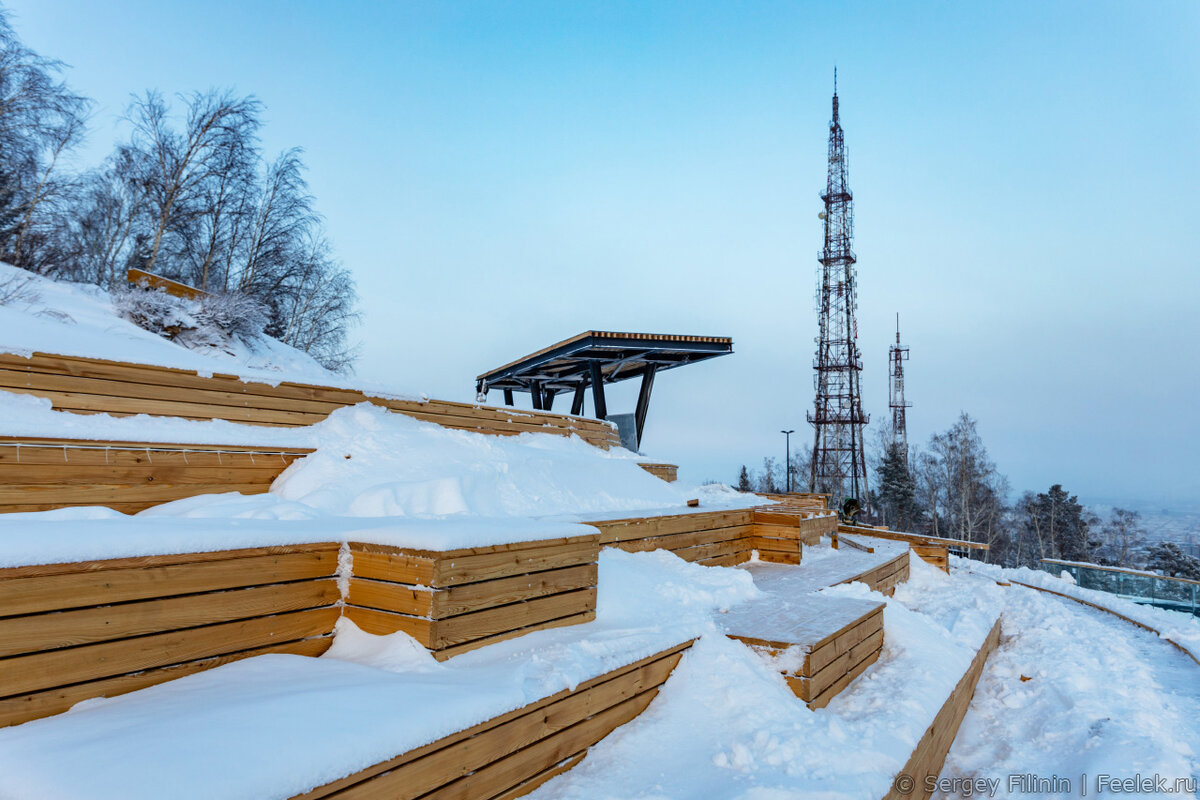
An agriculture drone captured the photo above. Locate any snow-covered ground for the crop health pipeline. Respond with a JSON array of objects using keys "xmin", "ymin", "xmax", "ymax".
[{"xmin": 2, "ymin": 266, "xmax": 1198, "ymax": 798}]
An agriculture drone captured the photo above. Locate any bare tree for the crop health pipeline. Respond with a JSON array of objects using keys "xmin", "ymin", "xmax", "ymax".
[
  {"xmin": 0, "ymin": 9, "xmax": 90, "ymax": 269},
  {"xmin": 125, "ymin": 89, "xmax": 261, "ymax": 276}
]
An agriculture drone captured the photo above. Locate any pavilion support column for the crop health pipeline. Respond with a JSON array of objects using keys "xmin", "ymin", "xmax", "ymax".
[
  {"xmin": 571, "ymin": 384, "xmax": 586, "ymax": 415},
  {"xmin": 531, "ymin": 381, "xmax": 544, "ymax": 411},
  {"xmin": 589, "ymin": 361, "xmax": 607, "ymax": 420},
  {"xmin": 503, "ymin": 389, "xmax": 514, "ymax": 406},
  {"xmin": 544, "ymin": 389, "xmax": 556, "ymax": 411},
  {"xmin": 634, "ymin": 365, "xmax": 657, "ymax": 449}
]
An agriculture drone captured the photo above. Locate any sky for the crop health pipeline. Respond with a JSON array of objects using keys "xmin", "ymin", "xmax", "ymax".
[{"xmin": 7, "ymin": 1, "xmax": 1200, "ymax": 510}]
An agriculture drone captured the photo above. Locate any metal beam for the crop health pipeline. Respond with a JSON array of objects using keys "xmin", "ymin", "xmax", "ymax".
[
  {"xmin": 544, "ymin": 388, "xmax": 556, "ymax": 411},
  {"xmin": 530, "ymin": 380, "xmax": 544, "ymax": 411},
  {"xmin": 589, "ymin": 361, "xmax": 607, "ymax": 420},
  {"xmin": 571, "ymin": 383, "xmax": 586, "ymax": 415},
  {"xmin": 634, "ymin": 365, "xmax": 657, "ymax": 448},
  {"xmin": 503, "ymin": 389, "xmax": 514, "ymax": 406}
]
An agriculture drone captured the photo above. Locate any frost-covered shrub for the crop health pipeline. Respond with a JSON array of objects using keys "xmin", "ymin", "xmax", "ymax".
[
  {"xmin": 113, "ymin": 285, "xmax": 268, "ymax": 355},
  {"xmin": 0, "ymin": 273, "xmax": 41, "ymax": 307},
  {"xmin": 112, "ymin": 285, "xmax": 191, "ymax": 337},
  {"xmin": 193, "ymin": 292, "xmax": 268, "ymax": 341}
]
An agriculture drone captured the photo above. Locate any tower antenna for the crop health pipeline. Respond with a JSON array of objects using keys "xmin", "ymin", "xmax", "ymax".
[
  {"xmin": 808, "ymin": 78, "xmax": 870, "ymax": 509},
  {"xmin": 889, "ymin": 313, "xmax": 911, "ymax": 460}
]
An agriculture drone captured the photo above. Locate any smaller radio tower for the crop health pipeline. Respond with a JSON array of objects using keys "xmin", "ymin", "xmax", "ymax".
[{"xmin": 888, "ymin": 314, "xmax": 911, "ymax": 459}]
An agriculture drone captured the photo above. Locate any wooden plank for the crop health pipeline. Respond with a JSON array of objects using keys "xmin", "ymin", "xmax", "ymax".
[
  {"xmin": 0, "ymin": 579, "xmax": 339, "ymax": 657},
  {"xmin": 127, "ymin": 268, "xmax": 208, "ymax": 299},
  {"xmin": 434, "ymin": 589, "xmax": 597, "ymax": 649},
  {"xmin": 0, "ymin": 352, "xmax": 618, "ymax": 436},
  {"xmin": 291, "ymin": 642, "xmax": 691, "ymax": 799},
  {"xmin": 432, "ymin": 541, "xmax": 598, "ymax": 588},
  {"xmin": 806, "ymin": 609, "xmax": 884, "ymax": 674},
  {"xmin": 882, "ymin": 618, "xmax": 1002, "ymax": 800},
  {"xmin": 670, "ymin": 537, "xmax": 749, "ymax": 564},
  {"xmin": 0, "ymin": 637, "xmax": 331, "ymax": 729},
  {"xmin": 347, "ymin": 579, "xmax": 434, "ymax": 618},
  {"xmin": 792, "ymin": 628, "xmax": 885, "ymax": 701},
  {"xmin": 349, "ymin": 548, "xmax": 436, "ymax": 587},
  {"xmin": 436, "ymin": 564, "xmax": 597, "ymax": 618},
  {"xmin": 491, "ymin": 752, "xmax": 587, "ymax": 800},
  {"xmin": 586, "ymin": 510, "xmax": 753, "ymax": 543},
  {"xmin": 413, "ymin": 691, "xmax": 658, "ymax": 800},
  {"xmin": 0, "ymin": 548, "xmax": 338, "ymax": 615},
  {"xmin": 838, "ymin": 523, "xmax": 989, "ymax": 551},
  {"xmin": 0, "ymin": 464, "xmax": 293, "ymax": 485},
  {"xmin": 695, "ymin": 550, "xmax": 752, "ymax": 568},
  {"xmin": 801, "ymin": 641, "xmax": 882, "ymax": 709},
  {"xmin": 343, "ymin": 606, "xmax": 434, "ymax": 646},
  {"xmin": 604, "ymin": 525, "xmax": 751, "ymax": 556},
  {"xmin": 0, "ymin": 482, "xmax": 272, "ymax": 505},
  {"xmin": 433, "ymin": 611, "xmax": 596, "ymax": 661},
  {"xmin": 0, "ymin": 607, "xmax": 340, "ymax": 698},
  {"xmin": 756, "ymin": 550, "xmax": 801, "ymax": 565}
]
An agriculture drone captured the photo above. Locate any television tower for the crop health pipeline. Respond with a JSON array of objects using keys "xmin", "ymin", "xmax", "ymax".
[
  {"xmin": 808, "ymin": 71, "xmax": 870, "ymax": 507},
  {"xmin": 889, "ymin": 314, "xmax": 911, "ymax": 459}
]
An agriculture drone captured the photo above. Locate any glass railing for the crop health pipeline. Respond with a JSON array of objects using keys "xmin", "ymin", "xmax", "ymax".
[{"xmin": 1039, "ymin": 559, "xmax": 1200, "ymax": 617}]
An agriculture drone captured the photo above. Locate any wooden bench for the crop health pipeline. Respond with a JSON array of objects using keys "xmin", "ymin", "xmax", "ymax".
[
  {"xmin": 0, "ymin": 351, "xmax": 621, "ymax": 449},
  {"xmin": 724, "ymin": 595, "xmax": 885, "ymax": 709},
  {"xmin": 0, "ymin": 437, "xmax": 312, "ymax": 514},
  {"xmin": 0, "ymin": 542, "xmax": 340, "ymax": 728},
  {"xmin": 345, "ymin": 534, "xmax": 600, "ymax": 660}
]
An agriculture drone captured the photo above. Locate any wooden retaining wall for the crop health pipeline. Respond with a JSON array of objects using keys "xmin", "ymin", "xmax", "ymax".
[
  {"xmin": 345, "ymin": 534, "xmax": 600, "ymax": 660},
  {"xmin": 0, "ymin": 352, "xmax": 621, "ymax": 449},
  {"xmin": 838, "ymin": 524, "xmax": 989, "ymax": 574},
  {"xmin": 636, "ymin": 462, "xmax": 678, "ymax": 482},
  {"xmin": 753, "ymin": 509, "xmax": 837, "ymax": 548},
  {"xmin": 586, "ymin": 509, "xmax": 758, "ymax": 567},
  {"xmin": 292, "ymin": 641, "xmax": 692, "ymax": 800},
  {"xmin": 839, "ymin": 550, "xmax": 910, "ymax": 596},
  {"xmin": 0, "ymin": 437, "xmax": 312, "ymax": 514},
  {"xmin": 883, "ymin": 617, "xmax": 1003, "ymax": 800},
  {"xmin": 0, "ymin": 543, "xmax": 340, "ymax": 728}
]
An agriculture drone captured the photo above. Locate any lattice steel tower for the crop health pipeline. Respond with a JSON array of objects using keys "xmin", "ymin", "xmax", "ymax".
[
  {"xmin": 889, "ymin": 313, "xmax": 911, "ymax": 459},
  {"xmin": 808, "ymin": 72, "xmax": 870, "ymax": 506}
]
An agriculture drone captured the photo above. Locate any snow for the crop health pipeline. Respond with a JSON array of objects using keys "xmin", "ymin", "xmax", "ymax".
[
  {"xmin": 0, "ymin": 549, "xmax": 757, "ymax": 800},
  {"xmin": 963, "ymin": 558, "xmax": 1200, "ymax": 665},
  {"xmin": 525, "ymin": 556, "xmax": 1003, "ymax": 800},
  {"xmin": 0, "ymin": 262, "xmax": 338, "ymax": 386},
  {"xmin": 933, "ymin": 562, "xmax": 1200, "ymax": 799},
  {"xmin": 0, "ymin": 405, "xmax": 762, "ymax": 567}
]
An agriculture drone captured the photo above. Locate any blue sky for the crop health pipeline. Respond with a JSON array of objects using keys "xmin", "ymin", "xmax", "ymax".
[{"xmin": 9, "ymin": 1, "xmax": 1200, "ymax": 509}]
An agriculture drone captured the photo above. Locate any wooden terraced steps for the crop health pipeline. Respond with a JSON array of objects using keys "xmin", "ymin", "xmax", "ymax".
[
  {"xmin": 291, "ymin": 641, "xmax": 692, "ymax": 800},
  {"xmin": 725, "ymin": 595, "xmax": 886, "ymax": 709},
  {"xmin": 345, "ymin": 534, "xmax": 600, "ymax": 660},
  {"xmin": 583, "ymin": 507, "xmax": 839, "ymax": 568},
  {"xmin": 883, "ymin": 617, "xmax": 1003, "ymax": 800},
  {"xmin": 0, "ymin": 542, "xmax": 341, "ymax": 728},
  {"xmin": 0, "ymin": 437, "xmax": 312, "ymax": 514},
  {"xmin": 837, "ymin": 524, "xmax": 989, "ymax": 573},
  {"xmin": 0, "ymin": 351, "xmax": 621, "ymax": 448}
]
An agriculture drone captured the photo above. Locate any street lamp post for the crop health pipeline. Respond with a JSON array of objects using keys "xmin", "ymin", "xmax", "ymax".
[{"xmin": 780, "ymin": 429, "xmax": 795, "ymax": 493}]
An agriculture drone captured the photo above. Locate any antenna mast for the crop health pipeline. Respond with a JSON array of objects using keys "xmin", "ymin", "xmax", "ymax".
[
  {"xmin": 889, "ymin": 314, "xmax": 911, "ymax": 459},
  {"xmin": 808, "ymin": 73, "xmax": 870, "ymax": 508}
]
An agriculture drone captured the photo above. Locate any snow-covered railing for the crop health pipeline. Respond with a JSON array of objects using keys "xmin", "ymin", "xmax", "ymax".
[
  {"xmin": 1040, "ymin": 559, "xmax": 1199, "ymax": 617},
  {"xmin": 0, "ymin": 351, "xmax": 623, "ymax": 448},
  {"xmin": 837, "ymin": 524, "xmax": 988, "ymax": 573}
]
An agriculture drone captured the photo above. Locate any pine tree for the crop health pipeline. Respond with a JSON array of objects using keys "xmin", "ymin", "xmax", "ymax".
[
  {"xmin": 736, "ymin": 465, "xmax": 752, "ymax": 492},
  {"xmin": 1145, "ymin": 542, "xmax": 1200, "ymax": 580},
  {"xmin": 874, "ymin": 441, "xmax": 920, "ymax": 532}
]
